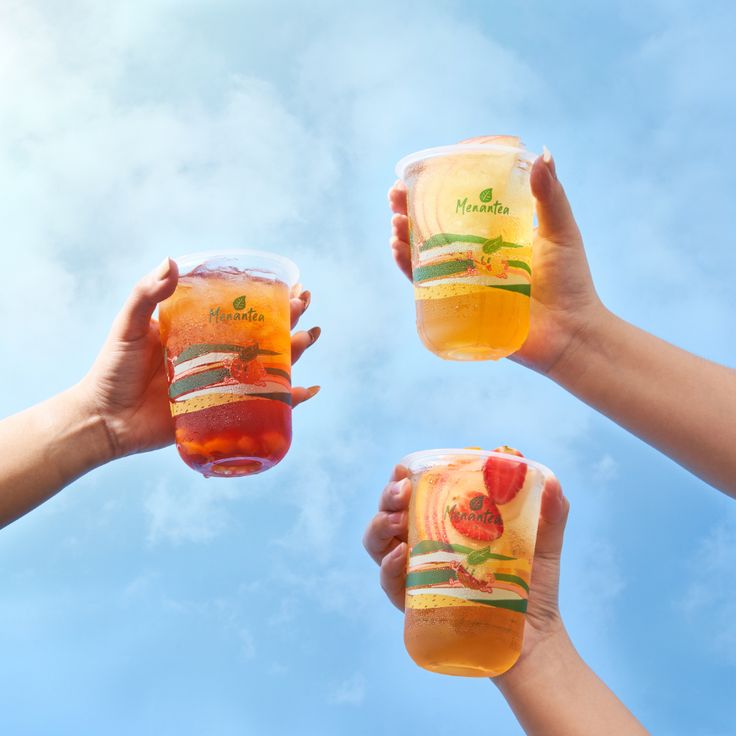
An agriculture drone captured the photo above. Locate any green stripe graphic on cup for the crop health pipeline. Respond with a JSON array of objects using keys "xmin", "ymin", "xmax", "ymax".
[
  {"xmin": 465, "ymin": 547, "xmax": 518, "ymax": 565},
  {"xmin": 407, "ymin": 569, "xmax": 528, "ymax": 593},
  {"xmin": 174, "ymin": 343, "xmax": 254, "ymax": 365},
  {"xmin": 410, "ymin": 540, "xmax": 474, "ymax": 556},
  {"xmin": 174, "ymin": 343, "xmax": 281, "ymax": 365},
  {"xmin": 413, "ymin": 259, "xmax": 474, "ymax": 283},
  {"xmin": 169, "ymin": 367, "xmax": 230, "ymax": 399},
  {"xmin": 488, "ymin": 283, "xmax": 531, "ymax": 296},
  {"xmin": 472, "ymin": 598, "xmax": 528, "ymax": 613},
  {"xmin": 249, "ymin": 392, "xmax": 292, "ymax": 406},
  {"xmin": 419, "ymin": 233, "xmax": 488, "ymax": 252},
  {"xmin": 419, "ymin": 232, "xmax": 524, "ymax": 253},
  {"xmin": 506, "ymin": 259, "xmax": 532, "ymax": 275},
  {"xmin": 265, "ymin": 367, "xmax": 291, "ymax": 381},
  {"xmin": 406, "ymin": 569, "xmax": 456, "ymax": 588},
  {"xmin": 493, "ymin": 573, "xmax": 530, "ymax": 593}
]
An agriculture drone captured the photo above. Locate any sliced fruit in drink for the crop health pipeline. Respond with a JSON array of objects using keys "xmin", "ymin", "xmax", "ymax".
[
  {"xmin": 484, "ymin": 446, "xmax": 527, "ymax": 505},
  {"xmin": 447, "ymin": 483, "xmax": 504, "ymax": 542}
]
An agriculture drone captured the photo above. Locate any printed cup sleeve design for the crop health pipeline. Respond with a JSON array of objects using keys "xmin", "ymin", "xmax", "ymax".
[{"xmin": 166, "ymin": 342, "xmax": 291, "ymax": 417}]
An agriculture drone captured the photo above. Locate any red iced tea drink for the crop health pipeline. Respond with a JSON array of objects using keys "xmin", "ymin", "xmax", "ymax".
[{"xmin": 158, "ymin": 251, "xmax": 298, "ymax": 477}]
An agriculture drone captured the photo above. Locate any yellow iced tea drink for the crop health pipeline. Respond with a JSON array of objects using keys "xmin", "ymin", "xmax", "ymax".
[
  {"xmin": 403, "ymin": 448, "xmax": 550, "ymax": 677},
  {"xmin": 396, "ymin": 137, "xmax": 536, "ymax": 361},
  {"xmin": 158, "ymin": 251, "xmax": 299, "ymax": 477}
]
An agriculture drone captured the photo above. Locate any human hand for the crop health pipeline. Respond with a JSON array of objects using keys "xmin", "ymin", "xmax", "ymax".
[
  {"xmin": 363, "ymin": 465, "xmax": 570, "ymax": 669},
  {"xmin": 75, "ymin": 258, "xmax": 321, "ymax": 460},
  {"xmin": 389, "ymin": 144, "xmax": 605, "ymax": 377}
]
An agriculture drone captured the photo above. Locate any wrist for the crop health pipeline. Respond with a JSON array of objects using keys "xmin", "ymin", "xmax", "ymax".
[
  {"xmin": 54, "ymin": 384, "xmax": 117, "ymax": 471},
  {"xmin": 493, "ymin": 620, "xmax": 580, "ymax": 695},
  {"xmin": 546, "ymin": 302, "xmax": 618, "ymax": 388}
]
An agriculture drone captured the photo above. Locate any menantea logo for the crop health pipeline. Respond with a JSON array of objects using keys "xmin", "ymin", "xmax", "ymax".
[
  {"xmin": 456, "ymin": 187, "xmax": 510, "ymax": 215},
  {"xmin": 209, "ymin": 294, "xmax": 265, "ymax": 323}
]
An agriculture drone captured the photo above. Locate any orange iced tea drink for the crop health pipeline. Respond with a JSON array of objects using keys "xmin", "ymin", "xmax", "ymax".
[
  {"xmin": 158, "ymin": 250, "xmax": 299, "ymax": 477},
  {"xmin": 403, "ymin": 448, "xmax": 551, "ymax": 677},
  {"xmin": 396, "ymin": 137, "xmax": 536, "ymax": 361}
]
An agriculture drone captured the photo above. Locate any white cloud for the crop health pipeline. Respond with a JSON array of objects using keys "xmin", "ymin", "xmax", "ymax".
[
  {"xmin": 592, "ymin": 454, "xmax": 619, "ymax": 485},
  {"xmin": 679, "ymin": 511, "xmax": 736, "ymax": 662},
  {"xmin": 0, "ymin": 0, "xmax": 338, "ymax": 406},
  {"xmin": 327, "ymin": 672, "xmax": 366, "ymax": 706},
  {"xmin": 269, "ymin": 661, "xmax": 289, "ymax": 676},
  {"xmin": 274, "ymin": 566, "xmax": 370, "ymax": 620},
  {"xmin": 567, "ymin": 537, "xmax": 626, "ymax": 623},
  {"xmin": 238, "ymin": 627, "xmax": 256, "ymax": 660},
  {"xmin": 144, "ymin": 478, "xmax": 240, "ymax": 545},
  {"xmin": 122, "ymin": 570, "xmax": 159, "ymax": 600},
  {"xmin": 0, "ymin": 0, "xmax": 586, "ymax": 560},
  {"xmin": 295, "ymin": 5, "xmax": 542, "ymax": 152},
  {"xmin": 2, "ymin": 2, "xmax": 735, "ymax": 734}
]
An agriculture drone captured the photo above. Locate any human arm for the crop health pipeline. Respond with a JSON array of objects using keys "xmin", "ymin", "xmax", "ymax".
[
  {"xmin": 363, "ymin": 467, "xmax": 649, "ymax": 736},
  {"xmin": 0, "ymin": 258, "xmax": 320, "ymax": 528},
  {"xmin": 389, "ymin": 150, "xmax": 736, "ymax": 497}
]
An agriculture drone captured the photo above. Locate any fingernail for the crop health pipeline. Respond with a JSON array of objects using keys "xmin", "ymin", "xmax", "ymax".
[
  {"xmin": 542, "ymin": 145, "xmax": 557, "ymax": 179},
  {"xmin": 390, "ymin": 542, "xmax": 406, "ymax": 559},
  {"xmin": 156, "ymin": 257, "xmax": 172, "ymax": 281},
  {"xmin": 308, "ymin": 326, "xmax": 321, "ymax": 344},
  {"xmin": 299, "ymin": 290, "xmax": 311, "ymax": 309},
  {"xmin": 306, "ymin": 385, "xmax": 320, "ymax": 399},
  {"xmin": 391, "ymin": 478, "xmax": 409, "ymax": 496}
]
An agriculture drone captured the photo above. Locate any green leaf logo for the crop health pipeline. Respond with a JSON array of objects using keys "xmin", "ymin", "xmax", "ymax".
[
  {"xmin": 482, "ymin": 235, "xmax": 504, "ymax": 254},
  {"xmin": 479, "ymin": 188, "xmax": 493, "ymax": 202},
  {"xmin": 233, "ymin": 295, "xmax": 246, "ymax": 310},
  {"xmin": 469, "ymin": 495, "xmax": 484, "ymax": 511},
  {"xmin": 466, "ymin": 547, "xmax": 490, "ymax": 566}
]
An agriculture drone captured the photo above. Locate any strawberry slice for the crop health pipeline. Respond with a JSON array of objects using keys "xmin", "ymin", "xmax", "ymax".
[
  {"xmin": 447, "ymin": 491, "xmax": 503, "ymax": 542},
  {"xmin": 483, "ymin": 446, "xmax": 527, "ymax": 505}
]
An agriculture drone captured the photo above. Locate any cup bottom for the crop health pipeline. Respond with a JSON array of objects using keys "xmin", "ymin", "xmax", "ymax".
[
  {"xmin": 433, "ymin": 344, "xmax": 509, "ymax": 361},
  {"xmin": 419, "ymin": 660, "xmax": 500, "ymax": 678},
  {"xmin": 203, "ymin": 456, "xmax": 271, "ymax": 478}
]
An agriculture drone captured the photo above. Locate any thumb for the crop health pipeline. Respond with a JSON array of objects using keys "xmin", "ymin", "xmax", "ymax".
[
  {"xmin": 112, "ymin": 258, "xmax": 179, "ymax": 341},
  {"xmin": 530, "ymin": 151, "xmax": 581, "ymax": 246},
  {"xmin": 534, "ymin": 476, "xmax": 570, "ymax": 558}
]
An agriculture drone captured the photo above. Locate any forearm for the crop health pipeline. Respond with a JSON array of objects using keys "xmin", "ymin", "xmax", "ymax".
[
  {"xmin": 494, "ymin": 627, "xmax": 649, "ymax": 736},
  {"xmin": 0, "ymin": 386, "xmax": 113, "ymax": 528},
  {"xmin": 552, "ymin": 308, "xmax": 736, "ymax": 497}
]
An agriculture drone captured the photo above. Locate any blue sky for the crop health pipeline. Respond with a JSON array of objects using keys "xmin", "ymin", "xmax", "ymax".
[{"xmin": 1, "ymin": 1, "xmax": 735, "ymax": 733}]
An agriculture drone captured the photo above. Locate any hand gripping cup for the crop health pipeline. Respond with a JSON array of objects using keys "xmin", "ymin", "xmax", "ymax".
[
  {"xmin": 158, "ymin": 250, "xmax": 299, "ymax": 477},
  {"xmin": 396, "ymin": 136, "xmax": 537, "ymax": 361},
  {"xmin": 402, "ymin": 448, "xmax": 553, "ymax": 677}
]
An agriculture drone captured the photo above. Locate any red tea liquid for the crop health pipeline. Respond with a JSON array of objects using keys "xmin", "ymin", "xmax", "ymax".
[{"xmin": 159, "ymin": 266, "xmax": 292, "ymax": 477}]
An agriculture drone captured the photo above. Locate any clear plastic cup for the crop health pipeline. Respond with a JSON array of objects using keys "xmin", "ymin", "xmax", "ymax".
[
  {"xmin": 396, "ymin": 139, "xmax": 537, "ymax": 361},
  {"xmin": 158, "ymin": 249, "xmax": 299, "ymax": 477},
  {"xmin": 402, "ymin": 448, "xmax": 553, "ymax": 677}
]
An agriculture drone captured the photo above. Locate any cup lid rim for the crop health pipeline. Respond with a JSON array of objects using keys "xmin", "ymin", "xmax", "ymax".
[
  {"xmin": 172, "ymin": 249, "xmax": 300, "ymax": 285},
  {"xmin": 399, "ymin": 448, "xmax": 554, "ymax": 479},
  {"xmin": 395, "ymin": 143, "xmax": 539, "ymax": 179}
]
